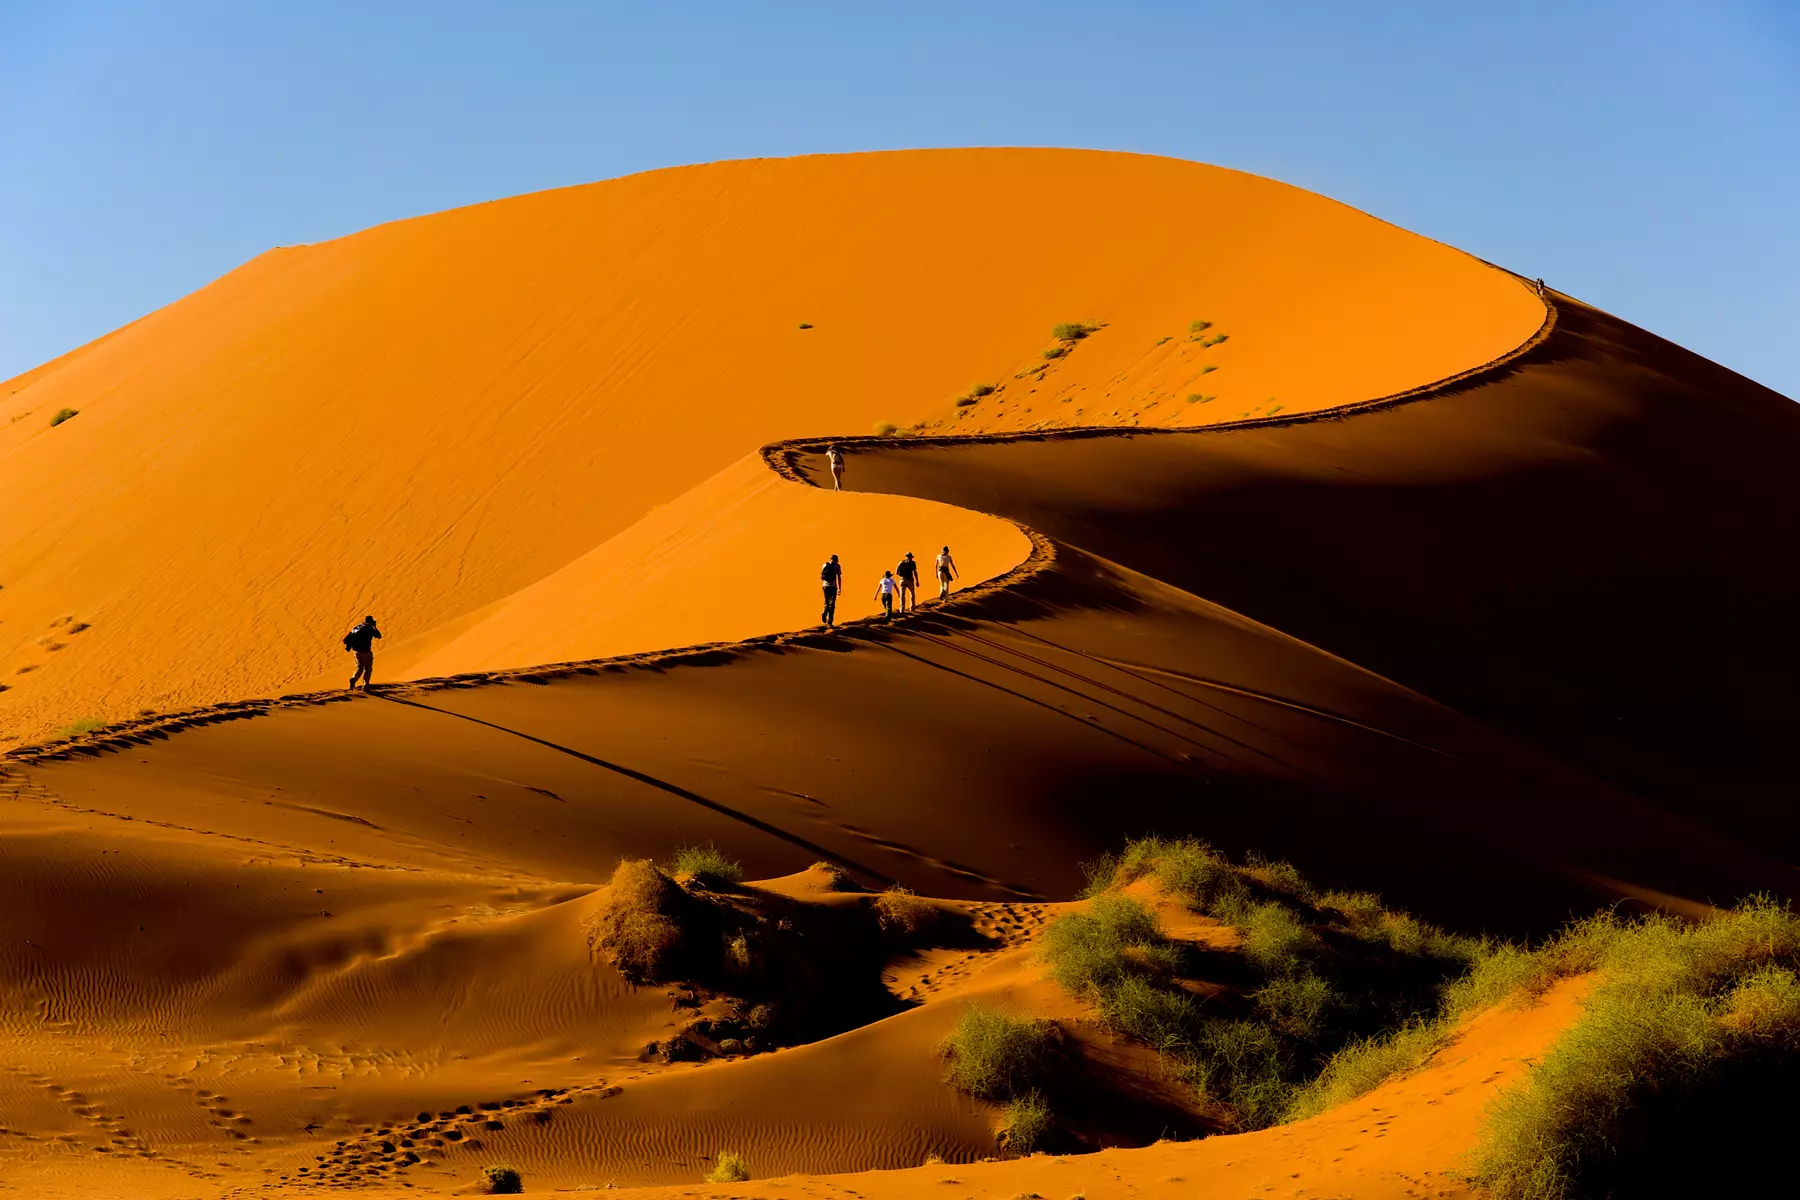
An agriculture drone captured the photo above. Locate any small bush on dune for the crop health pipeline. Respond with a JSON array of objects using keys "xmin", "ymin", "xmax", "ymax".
[
  {"xmin": 50, "ymin": 407, "xmax": 79, "ymax": 427},
  {"xmin": 668, "ymin": 843, "xmax": 744, "ymax": 888},
  {"xmin": 705, "ymin": 1150, "xmax": 751, "ymax": 1183},
  {"xmin": 999, "ymin": 1090, "xmax": 1054, "ymax": 1153},
  {"xmin": 57, "ymin": 717, "xmax": 106, "ymax": 739},
  {"xmin": 589, "ymin": 858, "xmax": 685, "ymax": 980},
  {"xmin": 1041, "ymin": 346, "xmax": 1068, "ymax": 360},
  {"xmin": 1052, "ymin": 321, "xmax": 1095, "ymax": 342},
  {"xmin": 873, "ymin": 420, "xmax": 899, "ymax": 435},
  {"xmin": 955, "ymin": 394, "xmax": 979, "ymax": 407},
  {"xmin": 1040, "ymin": 894, "xmax": 1171, "ymax": 996},
  {"xmin": 969, "ymin": 382, "xmax": 996, "ymax": 397},
  {"xmin": 873, "ymin": 885, "xmax": 938, "ymax": 937},
  {"xmin": 480, "ymin": 1163, "xmax": 524, "ymax": 1194},
  {"xmin": 1285, "ymin": 1019, "xmax": 1455, "ymax": 1122},
  {"xmin": 941, "ymin": 1006, "xmax": 1061, "ymax": 1102}
]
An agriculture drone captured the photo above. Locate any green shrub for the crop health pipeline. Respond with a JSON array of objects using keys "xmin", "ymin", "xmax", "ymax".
[
  {"xmin": 1253, "ymin": 972, "xmax": 1339, "ymax": 1040},
  {"xmin": 1051, "ymin": 321, "xmax": 1094, "ymax": 342},
  {"xmin": 57, "ymin": 717, "xmax": 106, "ymax": 739},
  {"xmin": 873, "ymin": 886, "xmax": 938, "ymax": 937},
  {"xmin": 705, "ymin": 1150, "xmax": 751, "ymax": 1183},
  {"xmin": 955, "ymin": 395, "xmax": 979, "ymax": 407},
  {"xmin": 1188, "ymin": 319, "xmax": 1212, "ymax": 334},
  {"xmin": 49, "ymin": 407, "xmax": 79, "ymax": 427},
  {"xmin": 1096, "ymin": 973, "xmax": 1198, "ymax": 1055},
  {"xmin": 797, "ymin": 322, "xmax": 813, "ymax": 329},
  {"xmin": 588, "ymin": 859, "xmax": 684, "ymax": 980},
  {"xmin": 669, "ymin": 843, "xmax": 744, "ymax": 888},
  {"xmin": 969, "ymin": 382, "xmax": 996, "ymax": 397},
  {"xmin": 1041, "ymin": 346, "xmax": 1068, "ymax": 360},
  {"xmin": 999, "ymin": 1090, "xmax": 1054, "ymax": 1153},
  {"xmin": 480, "ymin": 1163, "xmax": 524, "ymax": 1194},
  {"xmin": 1040, "ymin": 894, "xmax": 1168, "ymax": 996},
  {"xmin": 941, "ymin": 1007, "xmax": 1060, "ymax": 1101},
  {"xmin": 1285, "ymin": 1019, "xmax": 1454, "ymax": 1121},
  {"xmin": 873, "ymin": 420, "xmax": 899, "ymax": 435}
]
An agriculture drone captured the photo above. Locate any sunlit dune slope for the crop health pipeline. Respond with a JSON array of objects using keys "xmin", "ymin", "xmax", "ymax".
[{"xmin": 0, "ymin": 147, "xmax": 1539, "ymax": 744}]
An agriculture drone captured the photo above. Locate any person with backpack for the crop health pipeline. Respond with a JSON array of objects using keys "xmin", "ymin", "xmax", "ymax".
[
  {"xmin": 894, "ymin": 552, "xmax": 920, "ymax": 613},
  {"xmin": 826, "ymin": 444, "xmax": 845, "ymax": 491},
  {"xmin": 874, "ymin": 570, "xmax": 899, "ymax": 622},
  {"xmin": 935, "ymin": 545, "xmax": 959, "ymax": 600},
  {"xmin": 820, "ymin": 554, "xmax": 844, "ymax": 626},
  {"xmin": 343, "ymin": 615, "xmax": 382, "ymax": 691}
]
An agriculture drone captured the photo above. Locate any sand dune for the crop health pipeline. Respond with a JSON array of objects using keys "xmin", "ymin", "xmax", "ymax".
[
  {"xmin": 2, "ymin": 150, "xmax": 1793, "ymax": 1197},
  {"xmin": 0, "ymin": 148, "xmax": 1537, "ymax": 746}
]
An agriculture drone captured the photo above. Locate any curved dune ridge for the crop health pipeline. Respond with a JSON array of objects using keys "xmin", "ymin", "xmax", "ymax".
[
  {"xmin": 0, "ymin": 147, "xmax": 1540, "ymax": 745},
  {"xmin": 3, "ymin": 151, "xmax": 1799, "ymax": 1198}
]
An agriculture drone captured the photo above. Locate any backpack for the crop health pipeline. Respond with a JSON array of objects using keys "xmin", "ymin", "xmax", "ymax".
[{"xmin": 343, "ymin": 629, "xmax": 357, "ymax": 652}]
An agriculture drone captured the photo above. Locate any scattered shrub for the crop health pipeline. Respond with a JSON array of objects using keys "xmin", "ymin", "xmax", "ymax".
[
  {"xmin": 669, "ymin": 843, "xmax": 744, "ymax": 888},
  {"xmin": 723, "ymin": 930, "xmax": 755, "ymax": 974},
  {"xmin": 49, "ymin": 407, "xmax": 79, "ymax": 427},
  {"xmin": 873, "ymin": 420, "xmax": 899, "ymax": 435},
  {"xmin": 873, "ymin": 886, "xmax": 938, "ymax": 937},
  {"xmin": 797, "ymin": 322, "xmax": 813, "ymax": 329},
  {"xmin": 999, "ymin": 1090, "xmax": 1054, "ymax": 1153},
  {"xmin": 1154, "ymin": 336, "xmax": 1171, "ymax": 347},
  {"xmin": 941, "ymin": 1006, "xmax": 1061, "ymax": 1102},
  {"xmin": 1188, "ymin": 319, "xmax": 1212, "ymax": 334},
  {"xmin": 56, "ymin": 717, "xmax": 106, "ymax": 739},
  {"xmin": 1041, "ymin": 347, "xmax": 1068, "ymax": 360},
  {"xmin": 955, "ymin": 395, "xmax": 979, "ymax": 407},
  {"xmin": 1051, "ymin": 322, "xmax": 1094, "ymax": 342},
  {"xmin": 1198, "ymin": 364, "xmax": 1217, "ymax": 374},
  {"xmin": 810, "ymin": 861, "xmax": 854, "ymax": 890},
  {"xmin": 1285, "ymin": 1019, "xmax": 1454, "ymax": 1122},
  {"xmin": 705, "ymin": 1150, "xmax": 751, "ymax": 1183},
  {"xmin": 588, "ymin": 859, "xmax": 684, "ymax": 980},
  {"xmin": 480, "ymin": 1163, "xmax": 524, "ymax": 1194},
  {"xmin": 969, "ymin": 382, "xmax": 996, "ymax": 397}
]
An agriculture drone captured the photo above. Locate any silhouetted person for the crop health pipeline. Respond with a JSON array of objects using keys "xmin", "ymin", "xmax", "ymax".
[
  {"xmin": 895, "ymin": 552, "xmax": 919, "ymax": 612},
  {"xmin": 827, "ymin": 444, "xmax": 845, "ymax": 491},
  {"xmin": 344, "ymin": 615, "xmax": 381, "ymax": 691},
  {"xmin": 935, "ymin": 545, "xmax": 958, "ymax": 600},
  {"xmin": 820, "ymin": 553, "xmax": 843, "ymax": 625},
  {"xmin": 875, "ymin": 570, "xmax": 898, "ymax": 621}
]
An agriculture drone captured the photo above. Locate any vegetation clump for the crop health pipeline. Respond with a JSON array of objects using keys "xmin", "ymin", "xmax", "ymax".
[
  {"xmin": 479, "ymin": 1163, "xmax": 524, "ymax": 1194},
  {"xmin": 873, "ymin": 420, "xmax": 899, "ymax": 436},
  {"xmin": 955, "ymin": 395, "xmax": 979, "ymax": 407},
  {"xmin": 56, "ymin": 717, "xmax": 106, "ymax": 738},
  {"xmin": 872, "ymin": 885, "xmax": 938, "ymax": 938},
  {"xmin": 668, "ymin": 842, "xmax": 745, "ymax": 888},
  {"xmin": 1000, "ymin": 1090, "xmax": 1054, "ymax": 1153},
  {"xmin": 1188, "ymin": 319, "xmax": 1213, "ymax": 334},
  {"xmin": 588, "ymin": 858, "xmax": 688, "ymax": 981},
  {"xmin": 1041, "ymin": 346, "xmax": 1068, "ymax": 360},
  {"xmin": 705, "ymin": 1150, "xmax": 751, "ymax": 1183},
  {"xmin": 50, "ymin": 407, "xmax": 79, "ymax": 426},
  {"xmin": 941, "ymin": 1006, "xmax": 1065, "ymax": 1153}
]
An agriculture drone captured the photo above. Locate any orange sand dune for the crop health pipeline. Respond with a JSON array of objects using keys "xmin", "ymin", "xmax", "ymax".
[{"xmin": 0, "ymin": 148, "xmax": 1538, "ymax": 745}]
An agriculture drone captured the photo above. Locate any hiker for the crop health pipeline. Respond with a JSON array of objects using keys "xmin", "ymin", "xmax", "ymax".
[
  {"xmin": 820, "ymin": 553, "xmax": 843, "ymax": 626},
  {"xmin": 343, "ymin": 615, "xmax": 381, "ymax": 691},
  {"xmin": 895, "ymin": 552, "xmax": 919, "ymax": 613},
  {"xmin": 827, "ymin": 444, "xmax": 845, "ymax": 491},
  {"xmin": 935, "ymin": 545, "xmax": 959, "ymax": 600},
  {"xmin": 874, "ymin": 570, "xmax": 899, "ymax": 621}
]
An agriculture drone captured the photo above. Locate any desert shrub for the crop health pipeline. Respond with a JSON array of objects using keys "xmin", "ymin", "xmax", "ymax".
[
  {"xmin": 1040, "ymin": 894, "xmax": 1170, "ymax": 996},
  {"xmin": 50, "ymin": 407, "xmax": 79, "ymax": 427},
  {"xmin": 56, "ymin": 717, "xmax": 106, "ymax": 739},
  {"xmin": 705, "ymin": 1150, "xmax": 751, "ymax": 1183},
  {"xmin": 1239, "ymin": 902, "xmax": 1315, "ymax": 975},
  {"xmin": 1253, "ymin": 972, "xmax": 1339, "ymax": 1040},
  {"xmin": 1465, "ymin": 898, "xmax": 1800, "ymax": 1200},
  {"xmin": 723, "ymin": 930, "xmax": 755, "ymax": 974},
  {"xmin": 480, "ymin": 1163, "xmax": 524, "ymax": 1194},
  {"xmin": 810, "ymin": 861, "xmax": 854, "ymax": 890},
  {"xmin": 1285, "ymin": 1019, "xmax": 1455, "ymax": 1122},
  {"xmin": 669, "ymin": 843, "xmax": 744, "ymax": 888},
  {"xmin": 1052, "ymin": 321, "xmax": 1094, "ymax": 342},
  {"xmin": 969, "ymin": 382, "xmax": 996, "ymax": 397},
  {"xmin": 955, "ymin": 395, "xmax": 979, "ymax": 407},
  {"xmin": 587, "ymin": 858, "xmax": 687, "ymax": 980},
  {"xmin": 999, "ymin": 1090, "xmax": 1054, "ymax": 1153},
  {"xmin": 1188, "ymin": 319, "xmax": 1212, "ymax": 334},
  {"xmin": 798, "ymin": 322, "xmax": 813, "ymax": 329},
  {"xmin": 873, "ymin": 420, "xmax": 899, "ymax": 435},
  {"xmin": 941, "ymin": 1006, "xmax": 1061, "ymax": 1102},
  {"xmin": 1041, "ymin": 346, "xmax": 1068, "ymax": 360},
  {"xmin": 873, "ymin": 886, "xmax": 938, "ymax": 937},
  {"xmin": 1096, "ymin": 973, "xmax": 1198, "ymax": 1055}
]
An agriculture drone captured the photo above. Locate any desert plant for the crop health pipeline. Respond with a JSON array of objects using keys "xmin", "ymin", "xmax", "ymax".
[
  {"xmin": 941, "ymin": 1006, "xmax": 1061, "ymax": 1101},
  {"xmin": 999, "ymin": 1090, "xmax": 1054, "ymax": 1153},
  {"xmin": 49, "ymin": 407, "xmax": 79, "ymax": 427},
  {"xmin": 1188, "ymin": 319, "xmax": 1212, "ymax": 334},
  {"xmin": 955, "ymin": 395, "xmax": 979, "ymax": 407},
  {"xmin": 705, "ymin": 1150, "xmax": 751, "ymax": 1183},
  {"xmin": 669, "ymin": 843, "xmax": 744, "ymax": 888},
  {"xmin": 56, "ymin": 717, "xmax": 106, "ymax": 738},
  {"xmin": 873, "ymin": 885, "xmax": 938, "ymax": 937},
  {"xmin": 969, "ymin": 382, "xmax": 996, "ymax": 397},
  {"xmin": 1052, "ymin": 321, "xmax": 1095, "ymax": 342},
  {"xmin": 480, "ymin": 1163, "xmax": 524, "ymax": 1194},
  {"xmin": 873, "ymin": 420, "xmax": 899, "ymax": 435},
  {"xmin": 1041, "ymin": 346, "xmax": 1068, "ymax": 360},
  {"xmin": 798, "ymin": 322, "xmax": 813, "ymax": 329},
  {"xmin": 588, "ymin": 858, "xmax": 684, "ymax": 980},
  {"xmin": 1285, "ymin": 1019, "xmax": 1455, "ymax": 1122}
]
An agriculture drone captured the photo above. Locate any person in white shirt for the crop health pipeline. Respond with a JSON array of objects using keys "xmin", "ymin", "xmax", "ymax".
[
  {"xmin": 827, "ymin": 444, "xmax": 845, "ymax": 491},
  {"xmin": 874, "ymin": 570, "xmax": 898, "ymax": 621},
  {"xmin": 935, "ymin": 545, "xmax": 958, "ymax": 600}
]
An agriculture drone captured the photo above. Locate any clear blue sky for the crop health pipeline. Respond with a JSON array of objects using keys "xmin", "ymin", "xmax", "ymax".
[{"xmin": 3, "ymin": 1, "xmax": 1796, "ymax": 395}]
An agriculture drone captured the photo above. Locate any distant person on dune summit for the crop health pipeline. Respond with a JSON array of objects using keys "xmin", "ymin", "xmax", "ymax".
[
  {"xmin": 827, "ymin": 444, "xmax": 845, "ymax": 491},
  {"xmin": 936, "ymin": 545, "xmax": 958, "ymax": 600},
  {"xmin": 895, "ymin": 552, "xmax": 919, "ymax": 613},
  {"xmin": 343, "ymin": 615, "xmax": 381, "ymax": 691},
  {"xmin": 875, "ymin": 570, "xmax": 898, "ymax": 622},
  {"xmin": 820, "ymin": 554, "xmax": 843, "ymax": 626}
]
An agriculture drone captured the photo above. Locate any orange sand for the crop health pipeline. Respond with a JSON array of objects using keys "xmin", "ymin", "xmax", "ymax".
[{"xmin": 0, "ymin": 148, "xmax": 1538, "ymax": 745}]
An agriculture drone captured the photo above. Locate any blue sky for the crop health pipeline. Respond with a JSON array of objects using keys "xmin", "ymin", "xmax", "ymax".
[{"xmin": 3, "ymin": 0, "xmax": 1796, "ymax": 395}]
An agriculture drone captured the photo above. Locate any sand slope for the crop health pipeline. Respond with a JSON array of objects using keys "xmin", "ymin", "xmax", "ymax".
[{"xmin": 0, "ymin": 148, "xmax": 1538, "ymax": 745}]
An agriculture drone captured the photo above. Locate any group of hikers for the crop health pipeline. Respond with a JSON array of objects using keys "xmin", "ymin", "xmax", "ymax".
[
  {"xmin": 339, "ymin": 444, "xmax": 942, "ymax": 689},
  {"xmin": 820, "ymin": 546, "xmax": 957, "ymax": 626}
]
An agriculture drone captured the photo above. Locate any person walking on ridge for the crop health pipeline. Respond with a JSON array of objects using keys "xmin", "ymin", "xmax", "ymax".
[
  {"xmin": 344, "ymin": 615, "xmax": 382, "ymax": 691},
  {"xmin": 935, "ymin": 545, "xmax": 959, "ymax": 600},
  {"xmin": 820, "ymin": 553, "xmax": 844, "ymax": 626},
  {"xmin": 895, "ymin": 552, "xmax": 919, "ymax": 613},
  {"xmin": 875, "ymin": 570, "xmax": 899, "ymax": 622},
  {"xmin": 827, "ymin": 444, "xmax": 845, "ymax": 491}
]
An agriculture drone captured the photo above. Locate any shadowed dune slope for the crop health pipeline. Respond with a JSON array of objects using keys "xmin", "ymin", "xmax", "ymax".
[{"xmin": 0, "ymin": 148, "xmax": 1539, "ymax": 744}]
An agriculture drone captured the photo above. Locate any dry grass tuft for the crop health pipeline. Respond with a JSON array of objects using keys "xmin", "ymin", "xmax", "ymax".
[
  {"xmin": 705, "ymin": 1150, "xmax": 751, "ymax": 1183},
  {"xmin": 873, "ymin": 886, "xmax": 938, "ymax": 937},
  {"xmin": 588, "ymin": 859, "xmax": 684, "ymax": 980}
]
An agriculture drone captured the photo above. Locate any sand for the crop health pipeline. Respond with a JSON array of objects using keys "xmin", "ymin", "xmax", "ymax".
[{"xmin": 2, "ymin": 150, "xmax": 1793, "ymax": 1197}]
